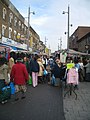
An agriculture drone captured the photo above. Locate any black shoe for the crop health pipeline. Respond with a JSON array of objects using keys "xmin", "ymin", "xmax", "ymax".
[{"xmin": 21, "ymin": 96, "xmax": 26, "ymax": 99}]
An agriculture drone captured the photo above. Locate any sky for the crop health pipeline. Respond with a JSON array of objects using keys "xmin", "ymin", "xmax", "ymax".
[{"xmin": 10, "ymin": 0, "xmax": 90, "ymax": 52}]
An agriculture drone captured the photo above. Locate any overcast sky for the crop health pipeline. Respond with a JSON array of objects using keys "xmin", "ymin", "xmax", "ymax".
[{"xmin": 10, "ymin": 0, "xmax": 90, "ymax": 52}]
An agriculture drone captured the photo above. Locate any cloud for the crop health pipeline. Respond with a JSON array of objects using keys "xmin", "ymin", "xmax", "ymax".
[{"xmin": 32, "ymin": 15, "xmax": 49, "ymax": 26}]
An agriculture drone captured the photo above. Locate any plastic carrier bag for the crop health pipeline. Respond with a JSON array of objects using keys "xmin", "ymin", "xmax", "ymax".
[{"xmin": 28, "ymin": 76, "xmax": 32, "ymax": 85}]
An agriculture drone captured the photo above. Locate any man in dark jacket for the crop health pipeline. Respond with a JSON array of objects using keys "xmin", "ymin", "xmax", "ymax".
[
  {"xmin": 52, "ymin": 58, "xmax": 63, "ymax": 86},
  {"xmin": 29, "ymin": 55, "xmax": 39, "ymax": 87}
]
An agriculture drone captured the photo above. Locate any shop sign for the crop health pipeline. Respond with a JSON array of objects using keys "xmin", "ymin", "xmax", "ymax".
[{"xmin": 2, "ymin": 36, "xmax": 15, "ymax": 46}]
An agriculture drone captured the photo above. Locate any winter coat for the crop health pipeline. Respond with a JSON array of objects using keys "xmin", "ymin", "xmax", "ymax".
[
  {"xmin": 10, "ymin": 62, "xmax": 29, "ymax": 85},
  {"xmin": 8, "ymin": 57, "xmax": 14, "ymax": 74},
  {"xmin": 84, "ymin": 63, "xmax": 90, "ymax": 73},
  {"xmin": 0, "ymin": 64, "xmax": 9, "ymax": 83},
  {"xmin": 52, "ymin": 63, "xmax": 63, "ymax": 79},
  {"xmin": 37, "ymin": 61, "xmax": 44, "ymax": 76},
  {"xmin": 29, "ymin": 59, "xmax": 39, "ymax": 74}
]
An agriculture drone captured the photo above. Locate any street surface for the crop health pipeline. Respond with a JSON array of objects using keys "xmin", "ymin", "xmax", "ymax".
[{"xmin": 0, "ymin": 83, "xmax": 65, "ymax": 120}]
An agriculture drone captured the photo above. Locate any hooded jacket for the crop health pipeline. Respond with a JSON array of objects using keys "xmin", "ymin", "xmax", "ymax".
[{"xmin": 0, "ymin": 64, "xmax": 9, "ymax": 82}]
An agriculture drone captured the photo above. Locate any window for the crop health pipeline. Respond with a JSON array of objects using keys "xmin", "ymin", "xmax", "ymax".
[
  {"xmin": 3, "ymin": 8, "xmax": 6, "ymax": 19},
  {"xmin": 87, "ymin": 36, "xmax": 90, "ymax": 44},
  {"xmin": 14, "ymin": 17, "xmax": 17, "ymax": 26},
  {"xmin": 24, "ymin": 26, "xmax": 27, "ymax": 33},
  {"xmin": 22, "ymin": 24, "xmax": 24, "ymax": 32},
  {"xmin": 2, "ymin": 24, "xmax": 6, "ymax": 36},
  {"xmin": 14, "ymin": 30, "xmax": 16, "ymax": 40},
  {"xmin": 9, "ymin": 27, "xmax": 12, "ymax": 38},
  {"xmin": 9, "ymin": 13, "xmax": 13, "ymax": 23},
  {"xmin": 18, "ymin": 21, "xmax": 21, "ymax": 29}
]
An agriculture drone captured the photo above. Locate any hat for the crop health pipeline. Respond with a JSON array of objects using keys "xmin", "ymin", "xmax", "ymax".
[{"xmin": 16, "ymin": 58, "xmax": 23, "ymax": 62}]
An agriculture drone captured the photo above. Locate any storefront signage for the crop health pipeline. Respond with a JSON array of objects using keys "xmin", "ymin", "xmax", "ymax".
[{"xmin": 1, "ymin": 36, "xmax": 28, "ymax": 50}]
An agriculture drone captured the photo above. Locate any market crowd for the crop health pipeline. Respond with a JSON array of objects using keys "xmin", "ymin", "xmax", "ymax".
[{"xmin": 0, "ymin": 51, "xmax": 90, "ymax": 104}]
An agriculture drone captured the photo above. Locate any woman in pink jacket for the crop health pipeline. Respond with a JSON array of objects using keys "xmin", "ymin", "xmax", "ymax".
[{"xmin": 10, "ymin": 58, "xmax": 29, "ymax": 101}]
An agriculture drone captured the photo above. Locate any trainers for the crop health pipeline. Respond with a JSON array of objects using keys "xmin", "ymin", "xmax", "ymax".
[{"xmin": 1, "ymin": 100, "xmax": 7, "ymax": 104}]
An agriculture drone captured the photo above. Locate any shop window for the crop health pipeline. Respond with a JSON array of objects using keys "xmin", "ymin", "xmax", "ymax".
[
  {"xmin": 9, "ymin": 13, "xmax": 13, "ymax": 23},
  {"xmin": 9, "ymin": 27, "xmax": 12, "ymax": 38},
  {"xmin": 3, "ymin": 8, "xmax": 6, "ymax": 19},
  {"xmin": 2, "ymin": 24, "xmax": 6, "ymax": 36}
]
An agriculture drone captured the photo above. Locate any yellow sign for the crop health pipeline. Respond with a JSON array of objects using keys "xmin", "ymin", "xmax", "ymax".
[
  {"xmin": 17, "ymin": 35, "xmax": 20, "ymax": 39},
  {"xmin": 66, "ymin": 63, "xmax": 75, "ymax": 69}
]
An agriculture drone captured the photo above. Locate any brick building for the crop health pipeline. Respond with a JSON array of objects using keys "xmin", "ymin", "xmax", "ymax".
[
  {"xmin": 69, "ymin": 26, "xmax": 90, "ymax": 53},
  {"xmin": 0, "ymin": 0, "xmax": 41, "ymax": 52}
]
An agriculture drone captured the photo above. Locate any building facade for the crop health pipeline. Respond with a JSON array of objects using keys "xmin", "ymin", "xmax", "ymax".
[
  {"xmin": 0, "ymin": 0, "xmax": 41, "ymax": 52},
  {"xmin": 69, "ymin": 26, "xmax": 90, "ymax": 53}
]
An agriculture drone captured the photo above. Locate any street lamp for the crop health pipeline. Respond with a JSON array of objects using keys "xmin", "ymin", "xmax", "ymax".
[
  {"xmin": 27, "ymin": 6, "xmax": 35, "ymax": 50},
  {"xmin": 44, "ymin": 36, "xmax": 48, "ymax": 53},
  {"xmin": 62, "ymin": 5, "xmax": 70, "ymax": 50},
  {"xmin": 58, "ymin": 37, "xmax": 62, "ymax": 50}
]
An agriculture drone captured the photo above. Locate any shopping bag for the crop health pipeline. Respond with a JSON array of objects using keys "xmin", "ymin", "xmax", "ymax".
[
  {"xmin": 28, "ymin": 76, "xmax": 32, "ymax": 85},
  {"xmin": 43, "ymin": 69, "xmax": 48, "ymax": 75},
  {"xmin": 9, "ymin": 82, "xmax": 16, "ymax": 95}
]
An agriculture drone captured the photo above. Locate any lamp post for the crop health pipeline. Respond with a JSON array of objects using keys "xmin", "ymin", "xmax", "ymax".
[
  {"xmin": 58, "ymin": 37, "xmax": 62, "ymax": 50},
  {"xmin": 27, "ymin": 6, "xmax": 35, "ymax": 50},
  {"xmin": 62, "ymin": 5, "xmax": 70, "ymax": 50},
  {"xmin": 44, "ymin": 36, "xmax": 48, "ymax": 53}
]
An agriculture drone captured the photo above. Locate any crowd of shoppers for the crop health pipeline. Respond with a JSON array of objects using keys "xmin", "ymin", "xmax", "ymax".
[{"xmin": 0, "ymin": 51, "xmax": 90, "ymax": 104}]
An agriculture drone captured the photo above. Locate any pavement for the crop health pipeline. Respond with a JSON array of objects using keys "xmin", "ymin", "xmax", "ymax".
[{"xmin": 63, "ymin": 82, "xmax": 90, "ymax": 120}]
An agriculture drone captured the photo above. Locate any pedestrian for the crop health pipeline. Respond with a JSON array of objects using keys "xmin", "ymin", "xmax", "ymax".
[
  {"xmin": 10, "ymin": 58, "xmax": 29, "ymax": 101},
  {"xmin": 52, "ymin": 58, "xmax": 63, "ymax": 87},
  {"xmin": 78, "ymin": 59, "xmax": 84, "ymax": 82},
  {"xmin": 29, "ymin": 55, "xmax": 39, "ymax": 87},
  {"xmin": 23, "ymin": 56, "xmax": 30, "ymax": 74},
  {"xmin": 74, "ymin": 59, "xmax": 81, "ymax": 83},
  {"xmin": 84, "ymin": 59, "xmax": 90, "ymax": 82},
  {"xmin": 8, "ymin": 57, "xmax": 14, "ymax": 74},
  {"xmin": 0, "ymin": 57, "xmax": 9, "ymax": 104},
  {"xmin": 37, "ymin": 57, "xmax": 44, "ymax": 83}
]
